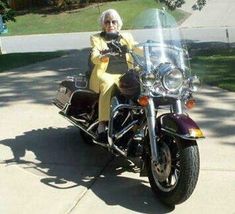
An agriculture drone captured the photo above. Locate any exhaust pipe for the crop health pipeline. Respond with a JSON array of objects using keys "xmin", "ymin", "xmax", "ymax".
[
  {"xmin": 59, "ymin": 112, "xmax": 109, "ymax": 148},
  {"xmin": 59, "ymin": 111, "xmax": 96, "ymax": 139}
]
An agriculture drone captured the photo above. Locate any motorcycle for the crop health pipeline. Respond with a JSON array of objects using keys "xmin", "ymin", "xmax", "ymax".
[{"xmin": 53, "ymin": 8, "xmax": 204, "ymax": 206}]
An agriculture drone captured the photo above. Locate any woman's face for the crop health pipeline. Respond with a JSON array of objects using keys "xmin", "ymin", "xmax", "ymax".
[{"xmin": 103, "ymin": 15, "xmax": 118, "ymax": 33}]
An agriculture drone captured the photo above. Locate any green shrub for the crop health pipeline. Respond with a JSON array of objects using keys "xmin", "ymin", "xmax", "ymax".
[{"xmin": 0, "ymin": 0, "xmax": 15, "ymax": 22}]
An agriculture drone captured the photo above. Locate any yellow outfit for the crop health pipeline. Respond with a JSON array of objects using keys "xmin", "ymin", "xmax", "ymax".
[{"xmin": 89, "ymin": 32, "xmax": 137, "ymax": 122}]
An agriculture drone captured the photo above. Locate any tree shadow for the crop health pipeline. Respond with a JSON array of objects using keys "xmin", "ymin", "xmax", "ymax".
[
  {"xmin": 219, "ymin": 142, "xmax": 235, "ymax": 147},
  {"xmin": 190, "ymin": 87, "xmax": 235, "ymax": 139},
  {"xmin": 0, "ymin": 126, "xmax": 111, "ymax": 188},
  {"xmin": 180, "ymin": 41, "xmax": 235, "ymax": 140},
  {"xmin": 89, "ymin": 156, "xmax": 175, "ymax": 213},
  {"xmin": 0, "ymin": 48, "xmax": 90, "ymax": 107},
  {"xmin": 0, "ymin": 126, "xmax": 174, "ymax": 213}
]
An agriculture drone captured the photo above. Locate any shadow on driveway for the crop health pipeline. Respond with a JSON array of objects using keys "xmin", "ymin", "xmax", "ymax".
[
  {"xmin": 0, "ymin": 126, "xmax": 174, "ymax": 213},
  {"xmin": 0, "ymin": 49, "xmax": 90, "ymax": 107}
]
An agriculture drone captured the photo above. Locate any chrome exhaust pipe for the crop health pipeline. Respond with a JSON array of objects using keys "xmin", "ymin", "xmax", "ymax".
[
  {"xmin": 114, "ymin": 120, "xmax": 139, "ymax": 140},
  {"xmin": 59, "ymin": 111, "xmax": 96, "ymax": 139},
  {"xmin": 59, "ymin": 112, "xmax": 110, "ymax": 148}
]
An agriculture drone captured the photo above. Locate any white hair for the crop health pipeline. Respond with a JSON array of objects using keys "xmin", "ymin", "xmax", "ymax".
[{"xmin": 99, "ymin": 9, "xmax": 123, "ymax": 31}]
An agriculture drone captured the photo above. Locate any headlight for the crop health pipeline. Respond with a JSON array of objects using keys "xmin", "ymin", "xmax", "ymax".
[
  {"xmin": 141, "ymin": 73, "xmax": 156, "ymax": 87},
  {"xmin": 162, "ymin": 68, "xmax": 183, "ymax": 91},
  {"xmin": 189, "ymin": 75, "xmax": 201, "ymax": 92}
]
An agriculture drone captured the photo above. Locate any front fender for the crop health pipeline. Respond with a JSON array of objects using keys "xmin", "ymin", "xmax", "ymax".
[{"xmin": 158, "ymin": 113, "xmax": 204, "ymax": 140}]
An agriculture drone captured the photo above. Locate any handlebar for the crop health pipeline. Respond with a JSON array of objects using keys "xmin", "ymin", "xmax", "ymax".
[{"xmin": 100, "ymin": 40, "xmax": 129, "ymax": 56}]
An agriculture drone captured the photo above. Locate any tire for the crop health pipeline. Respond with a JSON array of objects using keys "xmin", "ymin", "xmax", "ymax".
[{"xmin": 146, "ymin": 137, "xmax": 200, "ymax": 205}]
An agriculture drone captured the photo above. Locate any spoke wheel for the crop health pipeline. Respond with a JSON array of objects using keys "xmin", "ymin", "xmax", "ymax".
[
  {"xmin": 151, "ymin": 141, "xmax": 178, "ymax": 192},
  {"xmin": 146, "ymin": 136, "xmax": 200, "ymax": 205}
]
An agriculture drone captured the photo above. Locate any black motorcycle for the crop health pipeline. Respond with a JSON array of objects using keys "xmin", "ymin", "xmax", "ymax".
[{"xmin": 53, "ymin": 8, "xmax": 204, "ymax": 205}]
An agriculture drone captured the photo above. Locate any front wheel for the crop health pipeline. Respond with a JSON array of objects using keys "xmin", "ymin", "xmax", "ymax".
[{"xmin": 146, "ymin": 137, "xmax": 200, "ymax": 205}]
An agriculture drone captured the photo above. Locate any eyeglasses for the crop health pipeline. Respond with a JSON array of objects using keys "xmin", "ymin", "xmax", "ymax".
[{"xmin": 104, "ymin": 20, "xmax": 118, "ymax": 25}]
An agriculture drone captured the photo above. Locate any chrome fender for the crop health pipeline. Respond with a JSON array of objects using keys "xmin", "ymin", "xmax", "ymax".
[{"xmin": 157, "ymin": 113, "xmax": 204, "ymax": 140}]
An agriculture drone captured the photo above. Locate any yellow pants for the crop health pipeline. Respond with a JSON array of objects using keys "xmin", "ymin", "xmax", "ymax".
[{"xmin": 89, "ymin": 71, "xmax": 121, "ymax": 122}]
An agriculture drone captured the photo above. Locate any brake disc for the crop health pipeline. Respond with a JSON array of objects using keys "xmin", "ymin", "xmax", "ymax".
[{"xmin": 152, "ymin": 142, "xmax": 172, "ymax": 182}]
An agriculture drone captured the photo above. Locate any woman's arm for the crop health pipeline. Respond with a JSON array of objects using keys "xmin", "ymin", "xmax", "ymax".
[{"xmin": 90, "ymin": 35, "xmax": 109, "ymax": 64}]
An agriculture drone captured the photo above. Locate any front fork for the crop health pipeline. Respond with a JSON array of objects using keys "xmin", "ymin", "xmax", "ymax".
[
  {"xmin": 145, "ymin": 98, "xmax": 159, "ymax": 164},
  {"xmin": 146, "ymin": 98, "xmax": 183, "ymax": 164}
]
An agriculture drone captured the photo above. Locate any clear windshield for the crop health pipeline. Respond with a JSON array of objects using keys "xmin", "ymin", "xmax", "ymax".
[{"xmin": 131, "ymin": 9, "xmax": 190, "ymax": 73}]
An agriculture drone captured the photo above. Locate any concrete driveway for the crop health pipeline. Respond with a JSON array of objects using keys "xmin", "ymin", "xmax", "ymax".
[
  {"xmin": 0, "ymin": 51, "xmax": 235, "ymax": 214},
  {"xmin": 1, "ymin": 1, "xmax": 235, "ymax": 212}
]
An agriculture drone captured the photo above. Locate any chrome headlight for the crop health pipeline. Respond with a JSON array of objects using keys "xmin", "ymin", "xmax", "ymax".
[
  {"xmin": 162, "ymin": 68, "xmax": 183, "ymax": 91},
  {"xmin": 189, "ymin": 75, "xmax": 201, "ymax": 92},
  {"xmin": 141, "ymin": 72, "xmax": 156, "ymax": 87}
]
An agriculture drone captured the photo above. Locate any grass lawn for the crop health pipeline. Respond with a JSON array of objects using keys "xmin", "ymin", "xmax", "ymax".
[
  {"xmin": 191, "ymin": 49, "xmax": 235, "ymax": 92},
  {"xmin": 0, "ymin": 0, "xmax": 187, "ymax": 72},
  {"xmin": 0, "ymin": 52, "xmax": 65, "ymax": 72},
  {"xmin": 5, "ymin": 0, "xmax": 187, "ymax": 36}
]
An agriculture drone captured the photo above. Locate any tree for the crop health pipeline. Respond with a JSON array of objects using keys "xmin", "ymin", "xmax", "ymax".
[
  {"xmin": 0, "ymin": 0, "xmax": 15, "ymax": 22},
  {"xmin": 158, "ymin": 0, "xmax": 206, "ymax": 10}
]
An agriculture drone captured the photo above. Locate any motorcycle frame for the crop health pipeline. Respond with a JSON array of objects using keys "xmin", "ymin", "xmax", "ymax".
[{"xmin": 108, "ymin": 97, "xmax": 143, "ymax": 156}]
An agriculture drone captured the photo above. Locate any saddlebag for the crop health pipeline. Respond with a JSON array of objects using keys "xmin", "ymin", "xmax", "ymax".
[{"xmin": 53, "ymin": 74, "xmax": 99, "ymax": 115}]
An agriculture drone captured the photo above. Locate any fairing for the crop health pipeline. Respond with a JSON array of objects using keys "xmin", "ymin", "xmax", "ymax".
[{"xmin": 131, "ymin": 8, "xmax": 190, "ymax": 74}]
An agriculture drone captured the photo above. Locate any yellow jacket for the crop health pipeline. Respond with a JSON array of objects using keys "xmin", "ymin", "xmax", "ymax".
[
  {"xmin": 89, "ymin": 32, "xmax": 137, "ymax": 121},
  {"xmin": 89, "ymin": 32, "xmax": 137, "ymax": 92}
]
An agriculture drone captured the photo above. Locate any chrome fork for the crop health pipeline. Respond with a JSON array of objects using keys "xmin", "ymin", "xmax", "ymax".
[{"xmin": 145, "ymin": 98, "xmax": 159, "ymax": 164}]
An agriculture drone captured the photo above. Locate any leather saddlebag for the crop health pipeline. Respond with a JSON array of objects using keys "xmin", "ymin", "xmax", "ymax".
[{"xmin": 53, "ymin": 74, "xmax": 98, "ymax": 115}]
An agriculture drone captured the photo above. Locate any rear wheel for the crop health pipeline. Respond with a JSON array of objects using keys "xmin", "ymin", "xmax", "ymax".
[{"xmin": 146, "ymin": 137, "xmax": 200, "ymax": 205}]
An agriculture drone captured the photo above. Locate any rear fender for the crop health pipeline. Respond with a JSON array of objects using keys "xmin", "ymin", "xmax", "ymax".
[{"xmin": 157, "ymin": 113, "xmax": 204, "ymax": 140}]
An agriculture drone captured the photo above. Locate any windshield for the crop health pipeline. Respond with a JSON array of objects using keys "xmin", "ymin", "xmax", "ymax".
[{"xmin": 131, "ymin": 9, "xmax": 190, "ymax": 73}]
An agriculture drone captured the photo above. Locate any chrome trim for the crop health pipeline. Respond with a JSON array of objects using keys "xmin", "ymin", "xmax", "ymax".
[
  {"xmin": 144, "ymin": 44, "xmax": 152, "ymax": 73},
  {"xmin": 145, "ymin": 98, "xmax": 159, "ymax": 163},
  {"xmin": 113, "ymin": 144, "xmax": 127, "ymax": 157},
  {"xmin": 87, "ymin": 120, "xmax": 99, "ymax": 132},
  {"xmin": 59, "ymin": 112, "xmax": 96, "ymax": 139},
  {"xmin": 161, "ymin": 128, "xmax": 204, "ymax": 140},
  {"xmin": 92, "ymin": 140, "xmax": 109, "ymax": 148},
  {"xmin": 114, "ymin": 120, "xmax": 139, "ymax": 140},
  {"xmin": 175, "ymin": 99, "xmax": 183, "ymax": 114},
  {"xmin": 71, "ymin": 116, "xmax": 86, "ymax": 123},
  {"xmin": 108, "ymin": 103, "xmax": 142, "ymax": 147},
  {"xmin": 121, "ymin": 111, "xmax": 131, "ymax": 126}
]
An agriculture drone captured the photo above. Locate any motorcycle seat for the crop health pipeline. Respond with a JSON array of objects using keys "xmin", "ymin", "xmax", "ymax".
[{"xmin": 72, "ymin": 88, "xmax": 99, "ymax": 99}]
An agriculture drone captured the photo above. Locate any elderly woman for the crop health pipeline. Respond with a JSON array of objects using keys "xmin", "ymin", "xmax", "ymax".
[{"xmin": 89, "ymin": 9, "xmax": 137, "ymax": 139}]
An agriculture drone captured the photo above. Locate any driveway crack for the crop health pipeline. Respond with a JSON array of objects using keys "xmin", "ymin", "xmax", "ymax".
[{"xmin": 66, "ymin": 155, "xmax": 114, "ymax": 214}]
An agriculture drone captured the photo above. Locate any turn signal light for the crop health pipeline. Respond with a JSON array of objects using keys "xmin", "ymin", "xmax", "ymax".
[
  {"xmin": 189, "ymin": 128, "xmax": 204, "ymax": 138},
  {"xmin": 185, "ymin": 99, "xmax": 196, "ymax": 109},
  {"xmin": 138, "ymin": 96, "xmax": 149, "ymax": 107}
]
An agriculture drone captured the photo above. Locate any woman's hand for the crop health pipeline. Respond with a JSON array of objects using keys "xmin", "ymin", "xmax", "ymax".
[
  {"xmin": 99, "ymin": 49, "xmax": 110, "ymax": 63},
  {"xmin": 100, "ymin": 55, "xmax": 109, "ymax": 63}
]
